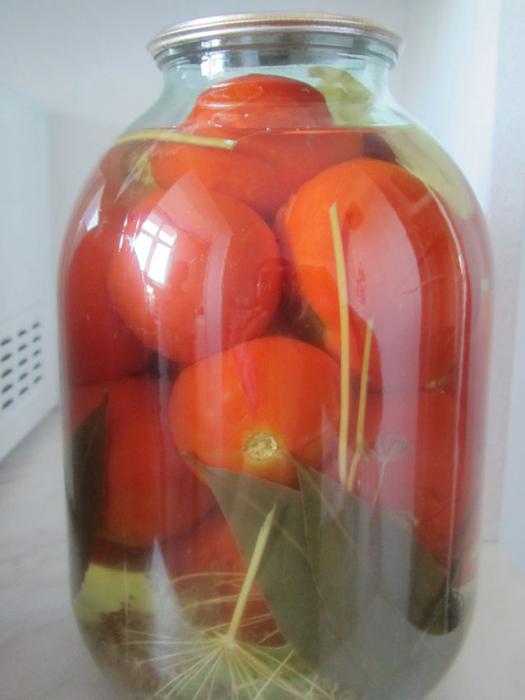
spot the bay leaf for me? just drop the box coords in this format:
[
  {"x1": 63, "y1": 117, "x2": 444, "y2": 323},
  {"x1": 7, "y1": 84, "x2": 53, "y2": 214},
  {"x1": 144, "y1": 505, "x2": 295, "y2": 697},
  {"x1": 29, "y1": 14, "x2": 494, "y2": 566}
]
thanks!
[
  {"x1": 203, "y1": 467, "x2": 325, "y2": 667},
  {"x1": 67, "y1": 397, "x2": 107, "y2": 595},
  {"x1": 298, "y1": 466, "x2": 461, "y2": 636},
  {"x1": 298, "y1": 466, "x2": 465, "y2": 697},
  {"x1": 206, "y1": 466, "x2": 467, "y2": 700}
]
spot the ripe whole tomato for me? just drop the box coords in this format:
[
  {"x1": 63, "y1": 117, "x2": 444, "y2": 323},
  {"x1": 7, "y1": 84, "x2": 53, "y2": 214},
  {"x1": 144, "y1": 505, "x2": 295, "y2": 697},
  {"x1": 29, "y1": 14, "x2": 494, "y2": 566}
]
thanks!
[
  {"x1": 185, "y1": 73, "x2": 336, "y2": 130},
  {"x1": 108, "y1": 188, "x2": 282, "y2": 365},
  {"x1": 149, "y1": 74, "x2": 363, "y2": 219},
  {"x1": 71, "y1": 378, "x2": 214, "y2": 548},
  {"x1": 169, "y1": 336, "x2": 341, "y2": 486},
  {"x1": 62, "y1": 223, "x2": 148, "y2": 384},
  {"x1": 283, "y1": 158, "x2": 467, "y2": 391}
]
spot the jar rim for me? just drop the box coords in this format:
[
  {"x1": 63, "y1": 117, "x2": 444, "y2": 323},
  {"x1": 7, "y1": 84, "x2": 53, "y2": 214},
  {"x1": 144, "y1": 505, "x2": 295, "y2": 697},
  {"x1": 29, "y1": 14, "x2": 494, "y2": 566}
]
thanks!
[{"x1": 147, "y1": 12, "x2": 403, "y2": 61}]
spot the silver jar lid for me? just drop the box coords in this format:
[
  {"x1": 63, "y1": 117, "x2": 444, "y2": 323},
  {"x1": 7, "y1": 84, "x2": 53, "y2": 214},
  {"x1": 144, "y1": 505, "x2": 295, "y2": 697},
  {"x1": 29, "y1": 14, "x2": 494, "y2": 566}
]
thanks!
[{"x1": 148, "y1": 13, "x2": 403, "y2": 60}]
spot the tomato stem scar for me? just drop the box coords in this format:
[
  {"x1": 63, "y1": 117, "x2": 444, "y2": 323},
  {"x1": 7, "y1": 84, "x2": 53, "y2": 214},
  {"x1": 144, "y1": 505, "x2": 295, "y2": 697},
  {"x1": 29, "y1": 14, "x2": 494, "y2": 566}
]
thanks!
[{"x1": 245, "y1": 433, "x2": 280, "y2": 465}]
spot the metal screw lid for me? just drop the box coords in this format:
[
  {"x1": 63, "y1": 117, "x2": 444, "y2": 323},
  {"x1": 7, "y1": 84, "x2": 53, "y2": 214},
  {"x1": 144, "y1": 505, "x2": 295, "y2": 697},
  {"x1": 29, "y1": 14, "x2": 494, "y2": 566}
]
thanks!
[{"x1": 148, "y1": 13, "x2": 403, "y2": 60}]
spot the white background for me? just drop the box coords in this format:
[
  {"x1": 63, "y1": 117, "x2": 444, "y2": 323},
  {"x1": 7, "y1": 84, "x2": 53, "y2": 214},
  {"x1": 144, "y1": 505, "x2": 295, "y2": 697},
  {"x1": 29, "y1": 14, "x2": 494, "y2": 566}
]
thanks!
[{"x1": 1, "y1": 0, "x2": 524, "y2": 567}]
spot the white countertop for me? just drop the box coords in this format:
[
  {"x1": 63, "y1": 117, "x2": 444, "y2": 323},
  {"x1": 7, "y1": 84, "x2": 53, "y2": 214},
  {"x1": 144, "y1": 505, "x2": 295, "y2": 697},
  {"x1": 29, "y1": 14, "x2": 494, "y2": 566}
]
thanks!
[{"x1": 1, "y1": 411, "x2": 524, "y2": 700}]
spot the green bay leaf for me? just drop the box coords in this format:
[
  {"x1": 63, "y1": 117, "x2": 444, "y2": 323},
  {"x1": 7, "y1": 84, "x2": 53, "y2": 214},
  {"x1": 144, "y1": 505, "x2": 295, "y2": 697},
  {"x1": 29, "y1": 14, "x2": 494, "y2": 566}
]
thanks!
[
  {"x1": 203, "y1": 467, "x2": 324, "y2": 668},
  {"x1": 297, "y1": 467, "x2": 466, "y2": 697},
  {"x1": 67, "y1": 397, "x2": 108, "y2": 595},
  {"x1": 205, "y1": 466, "x2": 468, "y2": 699}
]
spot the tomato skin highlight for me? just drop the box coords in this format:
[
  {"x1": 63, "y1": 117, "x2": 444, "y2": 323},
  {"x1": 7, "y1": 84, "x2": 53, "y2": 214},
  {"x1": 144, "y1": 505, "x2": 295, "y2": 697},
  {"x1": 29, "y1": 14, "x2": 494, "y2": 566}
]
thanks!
[
  {"x1": 169, "y1": 336, "x2": 341, "y2": 486},
  {"x1": 71, "y1": 378, "x2": 214, "y2": 548},
  {"x1": 284, "y1": 158, "x2": 466, "y2": 391},
  {"x1": 108, "y1": 189, "x2": 282, "y2": 365},
  {"x1": 149, "y1": 74, "x2": 363, "y2": 219},
  {"x1": 62, "y1": 225, "x2": 148, "y2": 384}
]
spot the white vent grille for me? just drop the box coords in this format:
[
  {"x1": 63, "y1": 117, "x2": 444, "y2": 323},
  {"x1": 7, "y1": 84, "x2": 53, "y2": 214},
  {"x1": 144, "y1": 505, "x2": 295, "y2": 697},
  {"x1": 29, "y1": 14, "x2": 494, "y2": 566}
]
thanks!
[
  {"x1": 1, "y1": 318, "x2": 45, "y2": 413},
  {"x1": 0, "y1": 303, "x2": 55, "y2": 460}
]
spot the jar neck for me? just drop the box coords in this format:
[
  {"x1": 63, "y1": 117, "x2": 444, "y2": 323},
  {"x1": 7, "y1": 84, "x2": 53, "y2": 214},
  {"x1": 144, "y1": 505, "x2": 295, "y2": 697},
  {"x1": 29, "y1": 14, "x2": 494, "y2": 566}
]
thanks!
[
  {"x1": 125, "y1": 37, "x2": 405, "y2": 134},
  {"x1": 159, "y1": 41, "x2": 394, "y2": 101}
]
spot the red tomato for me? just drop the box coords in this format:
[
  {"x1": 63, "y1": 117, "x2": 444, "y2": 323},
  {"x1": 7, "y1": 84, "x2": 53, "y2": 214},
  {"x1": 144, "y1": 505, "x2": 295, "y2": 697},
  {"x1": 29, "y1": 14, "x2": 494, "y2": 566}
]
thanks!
[
  {"x1": 108, "y1": 189, "x2": 282, "y2": 365},
  {"x1": 284, "y1": 158, "x2": 466, "y2": 391},
  {"x1": 150, "y1": 136, "x2": 284, "y2": 219},
  {"x1": 71, "y1": 378, "x2": 214, "y2": 548},
  {"x1": 351, "y1": 389, "x2": 476, "y2": 569},
  {"x1": 102, "y1": 412, "x2": 212, "y2": 547},
  {"x1": 269, "y1": 204, "x2": 339, "y2": 349},
  {"x1": 168, "y1": 512, "x2": 240, "y2": 575},
  {"x1": 186, "y1": 74, "x2": 335, "y2": 130},
  {"x1": 62, "y1": 226, "x2": 148, "y2": 384},
  {"x1": 165, "y1": 512, "x2": 281, "y2": 644},
  {"x1": 150, "y1": 128, "x2": 363, "y2": 221},
  {"x1": 150, "y1": 75, "x2": 363, "y2": 219},
  {"x1": 273, "y1": 202, "x2": 298, "y2": 296},
  {"x1": 169, "y1": 336, "x2": 341, "y2": 486}
]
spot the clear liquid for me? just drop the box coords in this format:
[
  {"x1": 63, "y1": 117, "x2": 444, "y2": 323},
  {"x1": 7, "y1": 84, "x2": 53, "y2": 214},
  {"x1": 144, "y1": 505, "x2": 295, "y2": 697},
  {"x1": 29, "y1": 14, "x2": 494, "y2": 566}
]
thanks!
[{"x1": 60, "y1": 121, "x2": 491, "y2": 700}]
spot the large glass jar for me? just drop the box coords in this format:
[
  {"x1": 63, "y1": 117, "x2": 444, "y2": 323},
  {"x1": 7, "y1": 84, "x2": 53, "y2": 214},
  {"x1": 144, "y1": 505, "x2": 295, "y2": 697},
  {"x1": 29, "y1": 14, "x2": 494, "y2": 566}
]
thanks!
[{"x1": 59, "y1": 13, "x2": 492, "y2": 700}]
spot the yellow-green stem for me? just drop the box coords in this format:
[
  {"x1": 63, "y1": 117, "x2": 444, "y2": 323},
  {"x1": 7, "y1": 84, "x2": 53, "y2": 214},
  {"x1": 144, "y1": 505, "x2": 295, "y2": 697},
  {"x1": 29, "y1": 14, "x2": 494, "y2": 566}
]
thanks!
[
  {"x1": 225, "y1": 506, "x2": 276, "y2": 643},
  {"x1": 114, "y1": 128, "x2": 237, "y2": 150},
  {"x1": 347, "y1": 319, "x2": 374, "y2": 492},
  {"x1": 252, "y1": 650, "x2": 295, "y2": 700},
  {"x1": 329, "y1": 202, "x2": 351, "y2": 485}
]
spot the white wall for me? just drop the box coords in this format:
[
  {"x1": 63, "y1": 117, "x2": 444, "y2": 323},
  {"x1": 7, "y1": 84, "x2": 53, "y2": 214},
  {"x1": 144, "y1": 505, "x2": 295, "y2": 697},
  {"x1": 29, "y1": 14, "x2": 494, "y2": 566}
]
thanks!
[
  {"x1": 398, "y1": 0, "x2": 501, "y2": 210},
  {"x1": 495, "y1": 0, "x2": 525, "y2": 573}
]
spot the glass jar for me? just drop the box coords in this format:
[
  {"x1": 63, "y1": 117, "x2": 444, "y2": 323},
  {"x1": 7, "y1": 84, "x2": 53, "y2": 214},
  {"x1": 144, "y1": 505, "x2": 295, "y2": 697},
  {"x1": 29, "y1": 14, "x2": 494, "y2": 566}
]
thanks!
[{"x1": 59, "y1": 13, "x2": 492, "y2": 700}]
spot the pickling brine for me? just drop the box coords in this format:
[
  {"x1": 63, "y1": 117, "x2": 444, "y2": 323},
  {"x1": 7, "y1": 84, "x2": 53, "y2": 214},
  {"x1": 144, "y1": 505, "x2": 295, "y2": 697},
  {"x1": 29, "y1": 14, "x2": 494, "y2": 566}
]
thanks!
[{"x1": 59, "y1": 13, "x2": 492, "y2": 700}]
